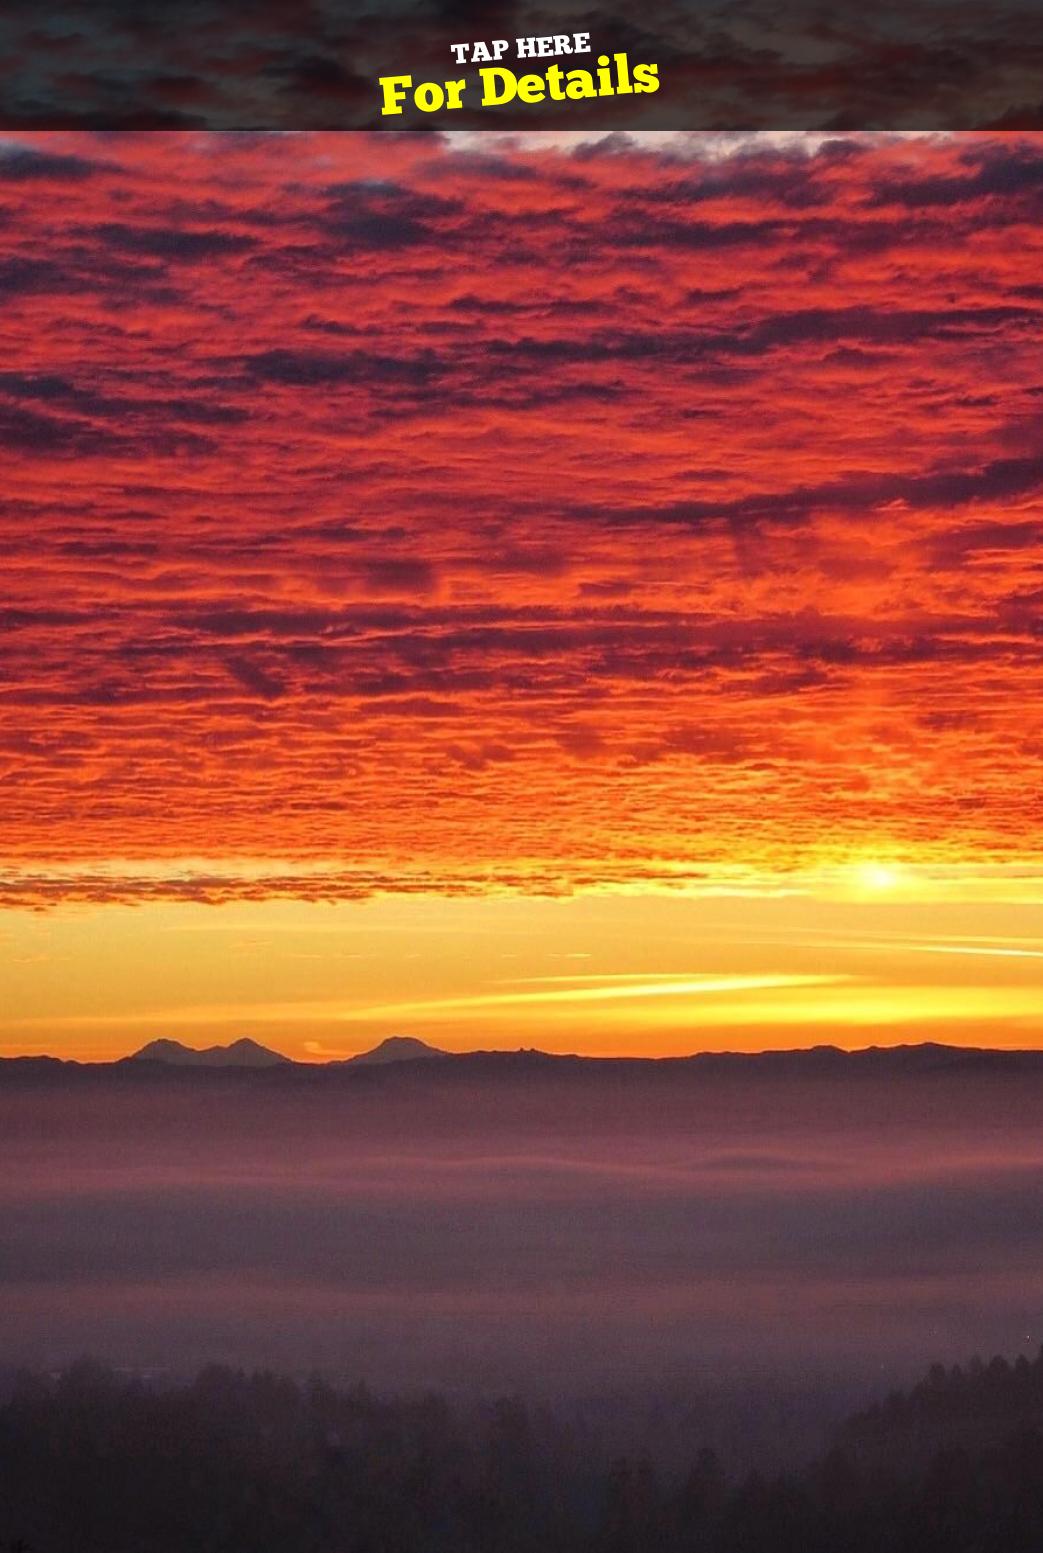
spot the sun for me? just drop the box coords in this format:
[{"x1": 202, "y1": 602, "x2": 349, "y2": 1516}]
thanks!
[{"x1": 852, "y1": 861, "x2": 904, "y2": 893}]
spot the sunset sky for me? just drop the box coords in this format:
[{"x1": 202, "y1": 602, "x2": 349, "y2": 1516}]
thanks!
[{"x1": 2, "y1": 128, "x2": 1043, "y2": 1059}]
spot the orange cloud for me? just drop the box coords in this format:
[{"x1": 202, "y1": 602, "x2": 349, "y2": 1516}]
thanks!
[{"x1": 1, "y1": 131, "x2": 1043, "y2": 910}]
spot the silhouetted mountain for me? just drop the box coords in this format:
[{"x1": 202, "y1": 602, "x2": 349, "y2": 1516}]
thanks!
[
  {"x1": 6, "y1": 1040, "x2": 1043, "y2": 1085},
  {"x1": 128, "y1": 1037, "x2": 288, "y2": 1068},
  {"x1": 344, "y1": 1035, "x2": 448, "y2": 1066}
]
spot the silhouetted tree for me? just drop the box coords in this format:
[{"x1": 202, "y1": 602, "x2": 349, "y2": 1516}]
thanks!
[{"x1": 4, "y1": 1351, "x2": 1043, "y2": 1553}]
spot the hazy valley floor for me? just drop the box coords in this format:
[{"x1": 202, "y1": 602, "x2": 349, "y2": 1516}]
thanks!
[{"x1": 2, "y1": 1050, "x2": 1042, "y2": 1452}]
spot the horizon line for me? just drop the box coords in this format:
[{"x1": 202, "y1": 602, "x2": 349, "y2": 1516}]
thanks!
[{"x1": 5, "y1": 1035, "x2": 1043, "y2": 1069}]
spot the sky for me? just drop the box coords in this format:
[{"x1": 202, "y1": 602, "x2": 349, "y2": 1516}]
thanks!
[{"x1": 2, "y1": 128, "x2": 1043, "y2": 1060}]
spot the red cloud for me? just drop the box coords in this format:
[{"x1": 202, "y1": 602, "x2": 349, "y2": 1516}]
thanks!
[{"x1": 2, "y1": 131, "x2": 1043, "y2": 906}]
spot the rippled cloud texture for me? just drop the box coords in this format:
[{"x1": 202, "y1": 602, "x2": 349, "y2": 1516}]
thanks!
[{"x1": 3, "y1": 130, "x2": 1043, "y2": 909}]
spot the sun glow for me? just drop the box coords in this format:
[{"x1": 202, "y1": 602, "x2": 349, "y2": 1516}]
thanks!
[{"x1": 852, "y1": 862, "x2": 905, "y2": 894}]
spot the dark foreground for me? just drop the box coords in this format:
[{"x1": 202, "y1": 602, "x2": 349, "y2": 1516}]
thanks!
[{"x1": 3, "y1": 1351, "x2": 1043, "y2": 1552}]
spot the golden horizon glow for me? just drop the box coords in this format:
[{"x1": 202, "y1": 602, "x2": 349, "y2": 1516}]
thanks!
[{"x1": 4, "y1": 876, "x2": 1043, "y2": 1062}]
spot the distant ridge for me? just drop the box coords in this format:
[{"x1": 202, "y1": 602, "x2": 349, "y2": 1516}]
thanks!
[
  {"x1": 344, "y1": 1036, "x2": 448, "y2": 1066},
  {"x1": 128, "y1": 1037, "x2": 289, "y2": 1068},
  {"x1": 4, "y1": 1041, "x2": 1043, "y2": 1082}
]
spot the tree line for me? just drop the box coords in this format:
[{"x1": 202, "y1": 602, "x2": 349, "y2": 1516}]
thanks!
[{"x1": 3, "y1": 1351, "x2": 1043, "y2": 1551}]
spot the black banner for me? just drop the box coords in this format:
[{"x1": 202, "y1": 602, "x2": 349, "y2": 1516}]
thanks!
[{"x1": 0, "y1": 0, "x2": 1040, "y2": 129}]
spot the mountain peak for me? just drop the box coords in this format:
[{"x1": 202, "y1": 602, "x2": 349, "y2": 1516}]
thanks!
[
  {"x1": 128, "y1": 1038, "x2": 289, "y2": 1068},
  {"x1": 346, "y1": 1036, "x2": 448, "y2": 1066}
]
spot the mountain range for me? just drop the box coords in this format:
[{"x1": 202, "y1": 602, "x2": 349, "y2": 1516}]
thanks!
[
  {"x1": 127, "y1": 1035, "x2": 448, "y2": 1068},
  {"x1": 5, "y1": 1038, "x2": 1043, "y2": 1080},
  {"x1": 130, "y1": 1037, "x2": 292, "y2": 1068}
]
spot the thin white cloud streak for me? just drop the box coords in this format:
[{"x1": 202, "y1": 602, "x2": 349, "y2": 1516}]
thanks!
[{"x1": 354, "y1": 974, "x2": 850, "y2": 1018}]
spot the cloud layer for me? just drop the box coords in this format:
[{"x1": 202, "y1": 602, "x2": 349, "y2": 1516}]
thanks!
[{"x1": 2, "y1": 131, "x2": 1043, "y2": 907}]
